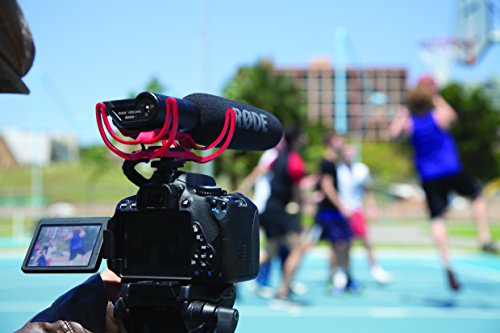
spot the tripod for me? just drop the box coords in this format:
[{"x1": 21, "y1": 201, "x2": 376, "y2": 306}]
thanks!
[{"x1": 114, "y1": 282, "x2": 239, "y2": 333}]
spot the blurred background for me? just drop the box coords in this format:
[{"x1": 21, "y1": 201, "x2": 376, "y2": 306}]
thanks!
[{"x1": 0, "y1": 0, "x2": 499, "y2": 332}]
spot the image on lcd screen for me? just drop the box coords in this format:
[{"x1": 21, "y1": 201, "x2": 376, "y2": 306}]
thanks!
[{"x1": 27, "y1": 225, "x2": 101, "y2": 267}]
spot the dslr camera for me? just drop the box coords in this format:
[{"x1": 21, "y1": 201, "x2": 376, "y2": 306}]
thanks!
[
  {"x1": 106, "y1": 159, "x2": 259, "y2": 284},
  {"x1": 22, "y1": 92, "x2": 282, "y2": 333}
]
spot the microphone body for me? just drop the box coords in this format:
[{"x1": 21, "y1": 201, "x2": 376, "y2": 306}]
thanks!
[
  {"x1": 104, "y1": 92, "x2": 200, "y2": 132},
  {"x1": 103, "y1": 92, "x2": 283, "y2": 151},
  {"x1": 183, "y1": 93, "x2": 282, "y2": 151}
]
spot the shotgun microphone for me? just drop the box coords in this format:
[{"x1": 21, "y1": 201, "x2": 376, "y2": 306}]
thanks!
[{"x1": 104, "y1": 92, "x2": 283, "y2": 151}]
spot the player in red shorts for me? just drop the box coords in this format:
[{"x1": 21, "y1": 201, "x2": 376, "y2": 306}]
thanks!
[{"x1": 337, "y1": 144, "x2": 393, "y2": 284}]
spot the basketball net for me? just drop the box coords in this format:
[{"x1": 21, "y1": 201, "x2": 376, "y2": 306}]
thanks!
[{"x1": 419, "y1": 38, "x2": 474, "y2": 86}]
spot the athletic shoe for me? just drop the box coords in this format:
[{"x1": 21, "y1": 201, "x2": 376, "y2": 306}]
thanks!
[
  {"x1": 481, "y1": 242, "x2": 499, "y2": 254},
  {"x1": 371, "y1": 265, "x2": 393, "y2": 284},
  {"x1": 333, "y1": 270, "x2": 348, "y2": 289},
  {"x1": 346, "y1": 277, "x2": 362, "y2": 294},
  {"x1": 269, "y1": 296, "x2": 303, "y2": 315},
  {"x1": 246, "y1": 281, "x2": 274, "y2": 299},
  {"x1": 290, "y1": 282, "x2": 308, "y2": 296},
  {"x1": 446, "y1": 269, "x2": 461, "y2": 292},
  {"x1": 332, "y1": 270, "x2": 348, "y2": 294}
]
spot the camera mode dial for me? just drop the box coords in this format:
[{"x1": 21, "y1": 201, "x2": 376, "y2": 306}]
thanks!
[{"x1": 196, "y1": 185, "x2": 226, "y2": 197}]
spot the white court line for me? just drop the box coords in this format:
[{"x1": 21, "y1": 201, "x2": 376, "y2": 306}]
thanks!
[
  {"x1": 0, "y1": 249, "x2": 483, "y2": 260},
  {"x1": 286, "y1": 269, "x2": 444, "y2": 283},
  {"x1": 3, "y1": 302, "x2": 499, "y2": 319},
  {"x1": 0, "y1": 254, "x2": 25, "y2": 260},
  {"x1": 0, "y1": 280, "x2": 84, "y2": 291},
  {"x1": 419, "y1": 262, "x2": 500, "y2": 282},
  {"x1": 237, "y1": 305, "x2": 500, "y2": 319},
  {"x1": 456, "y1": 262, "x2": 500, "y2": 282},
  {"x1": 304, "y1": 248, "x2": 481, "y2": 259},
  {"x1": 0, "y1": 301, "x2": 50, "y2": 313}
]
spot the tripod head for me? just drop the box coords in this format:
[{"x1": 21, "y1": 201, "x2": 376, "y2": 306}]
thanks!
[{"x1": 114, "y1": 282, "x2": 238, "y2": 333}]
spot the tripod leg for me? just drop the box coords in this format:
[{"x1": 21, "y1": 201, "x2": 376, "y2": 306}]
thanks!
[
  {"x1": 114, "y1": 299, "x2": 129, "y2": 333},
  {"x1": 215, "y1": 307, "x2": 239, "y2": 333}
]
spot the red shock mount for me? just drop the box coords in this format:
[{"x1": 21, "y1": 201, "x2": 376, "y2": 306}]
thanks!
[{"x1": 96, "y1": 97, "x2": 236, "y2": 163}]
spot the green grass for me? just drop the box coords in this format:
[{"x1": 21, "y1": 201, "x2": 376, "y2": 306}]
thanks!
[
  {"x1": 448, "y1": 222, "x2": 500, "y2": 239},
  {"x1": 1, "y1": 161, "x2": 499, "y2": 251},
  {"x1": 0, "y1": 217, "x2": 35, "y2": 238},
  {"x1": 361, "y1": 141, "x2": 415, "y2": 184},
  {"x1": 382, "y1": 218, "x2": 500, "y2": 238},
  {"x1": 0, "y1": 162, "x2": 137, "y2": 204}
]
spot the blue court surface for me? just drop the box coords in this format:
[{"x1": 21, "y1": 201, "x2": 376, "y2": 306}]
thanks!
[{"x1": 1, "y1": 249, "x2": 499, "y2": 333}]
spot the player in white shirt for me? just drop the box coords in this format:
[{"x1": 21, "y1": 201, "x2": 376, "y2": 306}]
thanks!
[
  {"x1": 252, "y1": 148, "x2": 279, "y2": 213},
  {"x1": 337, "y1": 144, "x2": 393, "y2": 284}
]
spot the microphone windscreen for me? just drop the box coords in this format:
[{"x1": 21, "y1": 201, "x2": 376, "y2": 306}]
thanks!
[{"x1": 183, "y1": 93, "x2": 283, "y2": 151}]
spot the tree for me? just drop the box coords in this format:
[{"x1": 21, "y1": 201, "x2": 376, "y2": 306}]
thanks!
[
  {"x1": 441, "y1": 82, "x2": 500, "y2": 182},
  {"x1": 143, "y1": 77, "x2": 166, "y2": 94},
  {"x1": 129, "y1": 77, "x2": 166, "y2": 97},
  {"x1": 223, "y1": 59, "x2": 306, "y2": 126},
  {"x1": 218, "y1": 59, "x2": 309, "y2": 189}
]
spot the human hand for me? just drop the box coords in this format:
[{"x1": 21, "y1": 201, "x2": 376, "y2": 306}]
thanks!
[
  {"x1": 340, "y1": 206, "x2": 352, "y2": 219},
  {"x1": 101, "y1": 268, "x2": 121, "y2": 283},
  {"x1": 100, "y1": 269, "x2": 121, "y2": 302}
]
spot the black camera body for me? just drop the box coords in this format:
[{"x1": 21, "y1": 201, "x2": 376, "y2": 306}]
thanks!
[{"x1": 105, "y1": 168, "x2": 260, "y2": 284}]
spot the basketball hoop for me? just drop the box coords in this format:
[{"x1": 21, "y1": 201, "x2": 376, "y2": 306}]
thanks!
[
  {"x1": 455, "y1": 0, "x2": 492, "y2": 64},
  {"x1": 418, "y1": 37, "x2": 476, "y2": 86}
]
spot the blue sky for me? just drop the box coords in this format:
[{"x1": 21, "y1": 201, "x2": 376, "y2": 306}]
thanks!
[{"x1": 1, "y1": 0, "x2": 499, "y2": 145}]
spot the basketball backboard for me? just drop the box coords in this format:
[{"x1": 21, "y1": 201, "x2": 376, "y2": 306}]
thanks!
[{"x1": 456, "y1": 0, "x2": 495, "y2": 64}]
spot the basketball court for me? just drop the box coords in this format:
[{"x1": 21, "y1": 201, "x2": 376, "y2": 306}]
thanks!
[
  {"x1": 1, "y1": 1, "x2": 500, "y2": 332},
  {"x1": 1, "y1": 250, "x2": 499, "y2": 333},
  {"x1": 236, "y1": 250, "x2": 500, "y2": 333}
]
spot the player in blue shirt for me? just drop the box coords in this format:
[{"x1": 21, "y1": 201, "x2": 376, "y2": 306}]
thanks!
[{"x1": 390, "y1": 76, "x2": 497, "y2": 291}]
